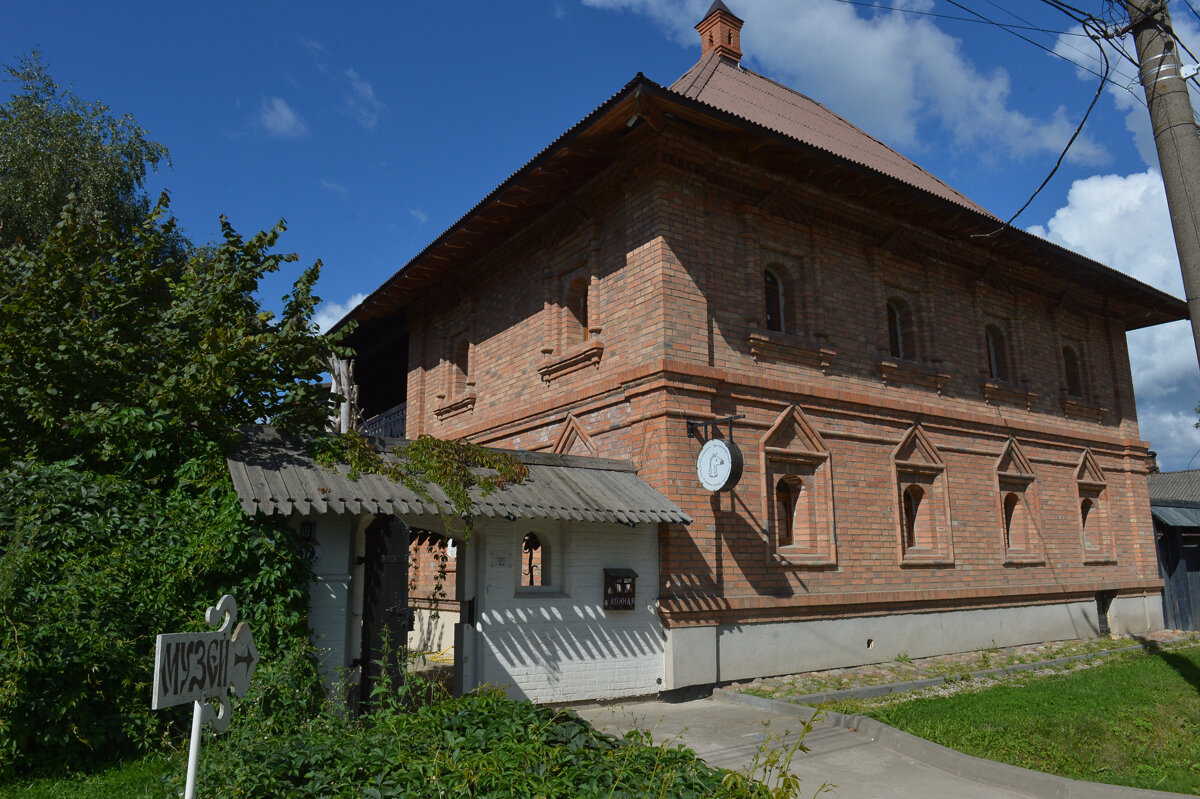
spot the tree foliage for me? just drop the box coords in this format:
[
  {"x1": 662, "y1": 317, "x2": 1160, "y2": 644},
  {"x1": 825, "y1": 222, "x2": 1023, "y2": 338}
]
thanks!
[
  {"x1": 0, "y1": 452, "x2": 321, "y2": 777},
  {"x1": 0, "y1": 52, "x2": 171, "y2": 250},
  {"x1": 0, "y1": 194, "x2": 342, "y2": 480}
]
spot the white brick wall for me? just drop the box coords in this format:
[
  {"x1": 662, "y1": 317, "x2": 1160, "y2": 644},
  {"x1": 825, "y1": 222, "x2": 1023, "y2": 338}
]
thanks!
[{"x1": 475, "y1": 521, "x2": 663, "y2": 703}]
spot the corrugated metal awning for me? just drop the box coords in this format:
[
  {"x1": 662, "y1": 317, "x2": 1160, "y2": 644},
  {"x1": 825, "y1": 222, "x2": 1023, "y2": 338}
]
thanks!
[
  {"x1": 225, "y1": 426, "x2": 690, "y2": 526},
  {"x1": 1152, "y1": 504, "x2": 1200, "y2": 530}
]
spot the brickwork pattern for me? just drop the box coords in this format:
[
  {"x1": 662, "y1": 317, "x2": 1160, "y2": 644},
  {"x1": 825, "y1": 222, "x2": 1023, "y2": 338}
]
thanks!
[{"x1": 400, "y1": 125, "x2": 1162, "y2": 635}]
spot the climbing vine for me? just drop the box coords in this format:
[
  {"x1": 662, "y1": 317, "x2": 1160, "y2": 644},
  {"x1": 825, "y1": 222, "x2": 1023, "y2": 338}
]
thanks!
[{"x1": 309, "y1": 430, "x2": 528, "y2": 539}]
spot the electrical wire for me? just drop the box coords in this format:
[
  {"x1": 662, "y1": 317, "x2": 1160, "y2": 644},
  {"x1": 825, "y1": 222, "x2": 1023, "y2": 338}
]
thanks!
[
  {"x1": 974, "y1": 19, "x2": 1115, "y2": 234},
  {"x1": 828, "y1": 0, "x2": 1086, "y2": 35}
]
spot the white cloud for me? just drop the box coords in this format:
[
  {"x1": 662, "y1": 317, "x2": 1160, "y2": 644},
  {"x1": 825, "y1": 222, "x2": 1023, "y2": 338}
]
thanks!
[
  {"x1": 314, "y1": 292, "x2": 367, "y2": 334},
  {"x1": 583, "y1": 0, "x2": 1106, "y2": 163},
  {"x1": 343, "y1": 69, "x2": 385, "y2": 129},
  {"x1": 259, "y1": 97, "x2": 308, "y2": 138},
  {"x1": 408, "y1": 208, "x2": 428, "y2": 225},
  {"x1": 1028, "y1": 169, "x2": 1200, "y2": 469},
  {"x1": 320, "y1": 179, "x2": 347, "y2": 194}
]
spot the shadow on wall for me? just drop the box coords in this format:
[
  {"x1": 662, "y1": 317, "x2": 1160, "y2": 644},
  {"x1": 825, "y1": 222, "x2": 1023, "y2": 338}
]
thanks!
[{"x1": 479, "y1": 605, "x2": 665, "y2": 701}]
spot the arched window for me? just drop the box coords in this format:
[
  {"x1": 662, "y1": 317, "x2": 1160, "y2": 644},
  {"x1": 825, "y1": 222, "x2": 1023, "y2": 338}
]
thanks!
[
  {"x1": 1063, "y1": 346, "x2": 1083, "y2": 398},
  {"x1": 775, "y1": 476, "x2": 805, "y2": 547},
  {"x1": 452, "y1": 338, "x2": 469, "y2": 396},
  {"x1": 902, "y1": 484, "x2": 925, "y2": 549},
  {"x1": 887, "y1": 298, "x2": 914, "y2": 360},
  {"x1": 1080, "y1": 498, "x2": 1094, "y2": 550},
  {"x1": 764, "y1": 268, "x2": 784, "y2": 332},
  {"x1": 1003, "y1": 492, "x2": 1021, "y2": 549},
  {"x1": 521, "y1": 532, "x2": 549, "y2": 587},
  {"x1": 985, "y1": 324, "x2": 1010, "y2": 381},
  {"x1": 564, "y1": 277, "x2": 588, "y2": 347}
]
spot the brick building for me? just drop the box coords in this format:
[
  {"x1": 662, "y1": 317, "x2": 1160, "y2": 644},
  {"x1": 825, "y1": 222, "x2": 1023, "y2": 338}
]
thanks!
[{"x1": 289, "y1": 2, "x2": 1186, "y2": 702}]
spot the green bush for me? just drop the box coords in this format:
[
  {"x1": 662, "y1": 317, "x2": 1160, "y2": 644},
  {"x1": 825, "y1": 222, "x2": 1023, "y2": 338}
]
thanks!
[
  {"x1": 198, "y1": 683, "x2": 772, "y2": 799},
  {"x1": 0, "y1": 453, "x2": 321, "y2": 778}
]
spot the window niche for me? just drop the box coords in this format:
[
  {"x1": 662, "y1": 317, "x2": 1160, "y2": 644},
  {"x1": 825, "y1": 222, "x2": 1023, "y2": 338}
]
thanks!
[
  {"x1": 995, "y1": 439, "x2": 1045, "y2": 565},
  {"x1": 760, "y1": 405, "x2": 836, "y2": 566},
  {"x1": 539, "y1": 266, "x2": 604, "y2": 383},
  {"x1": 1058, "y1": 338, "x2": 1106, "y2": 422},
  {"x1": 746, "y1": 255, "x2": 835, "y2": 372},
  {"x1": 516, "y1": 529, "x2": 561, "y2": 593},
  {"x1": 893, "y1": 425, "x2": 954, "y2": 566},
  {"x1": 870, "y1": 276, "x2": 948, "y2": 394},
  {"x1": 434, "y1": 331, "x2": 476, "y2": 420},
  {"x1": 1076, "y1": 450, "x2": 1116, "y2": 563},
  {"x1": 978, "y1": 316, "x2": 1037, "y2": 410}
]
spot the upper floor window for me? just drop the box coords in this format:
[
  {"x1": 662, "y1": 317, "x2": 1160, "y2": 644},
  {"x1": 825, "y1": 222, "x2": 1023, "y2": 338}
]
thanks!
[
  {"x1": 887, "y1": 297, "x2": 914, "y2": 360},
  {"x1": 451, "y1": 338, "x2": 470, "y2": 396},
  {"x1": 985, "y1": 324, "x2": 1010, "y2": 382},
  {"x1": 1062, "y1": 345, "x2": 1083, "y2": 398},
  {"x1": 564, "y1": 276, "x2": 589, "y2": 347},
  {"x1": 764, "y1": 268, "x2": 784, "y2": 332}
]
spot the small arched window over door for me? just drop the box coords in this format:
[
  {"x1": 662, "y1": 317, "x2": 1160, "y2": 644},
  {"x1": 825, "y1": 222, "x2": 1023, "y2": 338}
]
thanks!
[
  {"x1": 521, "y1": 532, "x2": 549, "y2": 588},
  {"x1": 764, "y1": 268, "x2": 784, "y2": 332}
]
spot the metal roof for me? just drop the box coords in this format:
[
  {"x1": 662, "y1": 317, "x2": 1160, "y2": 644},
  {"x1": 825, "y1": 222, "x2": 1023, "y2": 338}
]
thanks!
[
  {"x1": 225, "y1": 426, "x2": 690, "y2": 526},
  {"x1": 1151, "y1": 505, "x2": 1200, "y2": 529},
  {"x1": 1149, "y1": 469, "x2": 1200, "y2": 503},
  {"x1": 670, "y1": 51, "x2": 988, "y2": 216}
]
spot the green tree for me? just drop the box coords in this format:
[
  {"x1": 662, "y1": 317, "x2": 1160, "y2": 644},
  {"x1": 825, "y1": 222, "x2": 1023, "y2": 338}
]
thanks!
[
  {"x1": 0, "y1": 194, "x2": 341, "y2": 479},
  {"x1": 0, "y1": 51, "x2": 170, "y2": 249}
]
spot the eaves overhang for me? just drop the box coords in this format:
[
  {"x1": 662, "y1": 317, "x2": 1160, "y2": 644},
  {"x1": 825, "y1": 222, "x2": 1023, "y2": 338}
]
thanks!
[{"x1": 332, "y1": 74, "x2": 1185, "y2": 334}]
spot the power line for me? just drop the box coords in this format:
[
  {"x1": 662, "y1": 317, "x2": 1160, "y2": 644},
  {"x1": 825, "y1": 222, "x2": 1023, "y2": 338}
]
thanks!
[{"x1": 828, "y1": 0, "x2": 1087, "y2": 35}]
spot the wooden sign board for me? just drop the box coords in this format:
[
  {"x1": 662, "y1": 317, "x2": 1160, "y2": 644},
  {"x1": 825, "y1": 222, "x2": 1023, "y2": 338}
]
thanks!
[{"x1": 152, "y1": 622, "x2": 258, "y2": 710}]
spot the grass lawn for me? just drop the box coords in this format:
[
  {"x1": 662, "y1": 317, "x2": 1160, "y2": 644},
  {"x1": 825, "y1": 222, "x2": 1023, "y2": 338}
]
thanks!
[
  {"x1": 830, "y1": 643, "x2": 1200, "y2": 794},
  {"x1": 0, "y1": 753, "x2": 178, "y2": 799}
]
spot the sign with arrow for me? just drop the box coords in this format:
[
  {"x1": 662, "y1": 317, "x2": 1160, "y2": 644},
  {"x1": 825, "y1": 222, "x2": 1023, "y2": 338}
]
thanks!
[{"x1": 152, "y1": 594, "x2": 260, "y2": 799}]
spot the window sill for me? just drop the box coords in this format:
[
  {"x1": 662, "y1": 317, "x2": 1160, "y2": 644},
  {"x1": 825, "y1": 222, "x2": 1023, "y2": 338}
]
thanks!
[
  {"x1": 514, "y1": 588, "x2": 567, "y2": 599},
  {"x1": 877, "y1": 359, "x2": 950, "y2": 395},
  {"x1": 900, "y1": 548, "x2": 954, "y2": 567},
  {"x1": 1060, "y1": 396, "x2": 1108, "y2": 423},
  {"x1": 1003, "y1": 552, "x2": 1046, "y2": 566},
  {"x1": 982, "y1": 379, "x2": 1038, "y2": 410},
  {"x1": 433, "y1": 393, "x2": 476, "y2": 420},
  {"x1": 1082, "y1": 553, "x2": 1117, "y2": 565},
  {"x1": 538, "y1": 341, "x2": 604, "y2": 383},
  {"x1": 771, "y1": 549, "x2": 837, "y2": 569},
  {"x1": 746, "y1": 331, "x2": 835, "y2": 374}
]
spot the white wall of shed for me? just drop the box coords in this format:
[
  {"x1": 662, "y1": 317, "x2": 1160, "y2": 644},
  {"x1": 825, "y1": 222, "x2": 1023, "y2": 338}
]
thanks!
[{"x1": 471, "y1": 519, "x2": 664, "y2": 703}]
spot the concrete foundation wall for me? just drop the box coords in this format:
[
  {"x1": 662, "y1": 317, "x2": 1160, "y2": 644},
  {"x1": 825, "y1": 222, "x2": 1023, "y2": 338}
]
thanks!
[{"x1": 665, "y1": 594, "x2": 1165, "y2": 687}]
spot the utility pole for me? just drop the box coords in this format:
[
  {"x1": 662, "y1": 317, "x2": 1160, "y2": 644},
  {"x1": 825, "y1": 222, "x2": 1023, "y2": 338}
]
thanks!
[{"x1": 1125, "y1": 0, "x2": 1200, "y2": 367}]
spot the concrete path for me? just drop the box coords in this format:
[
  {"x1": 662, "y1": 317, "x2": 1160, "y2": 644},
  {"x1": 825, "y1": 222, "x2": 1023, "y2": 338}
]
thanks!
[{"x1": 574, "y1": 690, "x2": 1187, "y2": 799}]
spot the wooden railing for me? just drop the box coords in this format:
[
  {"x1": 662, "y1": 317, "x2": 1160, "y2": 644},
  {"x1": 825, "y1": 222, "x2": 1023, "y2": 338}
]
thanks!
[{"x1": 359, "y1": 402, "x2": 407, "y2": 439}]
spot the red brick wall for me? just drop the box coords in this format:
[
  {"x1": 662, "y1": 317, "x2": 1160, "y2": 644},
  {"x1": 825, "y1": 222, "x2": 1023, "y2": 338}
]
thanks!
[{"x1": 399, "y1": 125, "x2": 1161, "y2": 629}]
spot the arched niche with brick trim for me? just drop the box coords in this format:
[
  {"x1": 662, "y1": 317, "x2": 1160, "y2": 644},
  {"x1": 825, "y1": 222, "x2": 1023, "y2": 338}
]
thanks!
[
  {"x1": 994, "y1": 438, "x2": 1045, "y2": 565},
  {"x1": 893, "y1": 425, "x2": 955, "y2": 566},
  {"x1": 551, "y1": 413, "x2": 598, "y2": 457},
  {"x1": 759, "y1": 404, "x2": 837, "y2": 567},
  {"x1": 1076, "y1": 449, "x2": 1116, "y2": 563}
]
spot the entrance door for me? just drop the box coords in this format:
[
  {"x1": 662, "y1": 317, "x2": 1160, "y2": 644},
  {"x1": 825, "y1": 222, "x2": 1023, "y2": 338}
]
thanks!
[{"x1": 359, "y1": 514, "x2": 411, "y2": 710}]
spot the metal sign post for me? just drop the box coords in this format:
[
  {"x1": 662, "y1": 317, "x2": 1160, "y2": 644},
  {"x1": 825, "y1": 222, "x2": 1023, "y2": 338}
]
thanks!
[{"x1": 152, "y1": 595, "x2": 260, "y2": 799}]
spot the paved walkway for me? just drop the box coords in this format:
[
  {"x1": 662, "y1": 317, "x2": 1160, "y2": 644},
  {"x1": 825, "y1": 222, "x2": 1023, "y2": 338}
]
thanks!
[{"x1": 574, "y1": 635, "x2": 1199, "y2": 799}]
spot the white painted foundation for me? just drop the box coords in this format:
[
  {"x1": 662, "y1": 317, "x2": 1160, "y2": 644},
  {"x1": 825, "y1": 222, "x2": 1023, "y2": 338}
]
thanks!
[{"x1": 664, "y1": 594, "x2": 1165, "y2": 688}]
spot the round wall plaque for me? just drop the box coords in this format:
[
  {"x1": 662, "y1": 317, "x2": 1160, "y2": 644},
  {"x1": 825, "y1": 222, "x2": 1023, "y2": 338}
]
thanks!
[{"x1": 696, "y1": 438, "x2": 743, "y2": 492}]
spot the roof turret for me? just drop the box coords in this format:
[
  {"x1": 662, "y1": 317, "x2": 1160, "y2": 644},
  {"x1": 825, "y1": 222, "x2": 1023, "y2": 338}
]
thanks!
[{"x1": 697, "y1": 0, "x2": 743, "y2": 63}]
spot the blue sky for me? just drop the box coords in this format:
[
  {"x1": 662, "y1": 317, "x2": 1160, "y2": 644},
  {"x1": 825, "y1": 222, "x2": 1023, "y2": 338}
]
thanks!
[{"x1": 5, "y1": 0, "x2": 1200, "y2": 468}]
